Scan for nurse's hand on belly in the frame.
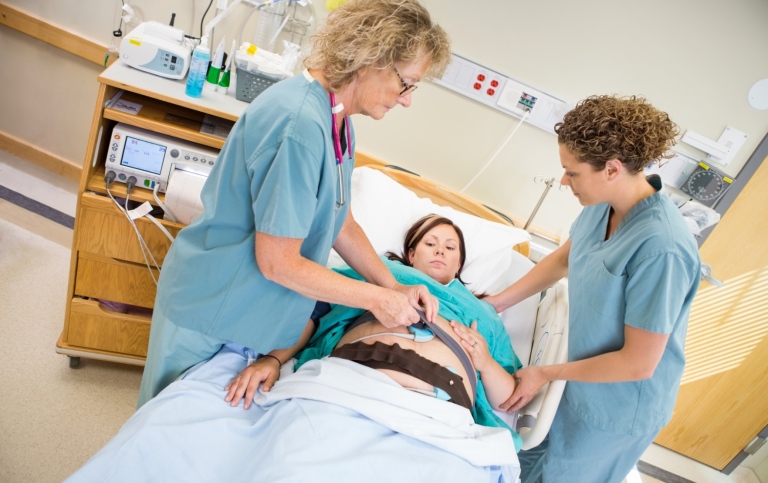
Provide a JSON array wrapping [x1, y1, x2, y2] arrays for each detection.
[[391, 282, 439, 324], [368, 283, 438, 329]]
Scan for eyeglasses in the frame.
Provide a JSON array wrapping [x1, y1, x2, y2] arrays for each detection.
[[393, 66, 418, 96]]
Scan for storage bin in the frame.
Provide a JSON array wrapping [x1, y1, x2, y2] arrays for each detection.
[[235, 67, 283, 103]]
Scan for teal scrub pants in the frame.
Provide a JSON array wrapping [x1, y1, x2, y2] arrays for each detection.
[[137, 311, 228, 409], [520, 397, 659, 483]]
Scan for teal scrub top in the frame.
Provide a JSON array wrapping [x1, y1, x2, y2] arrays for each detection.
[[565, 190, 700, 435], [154, 72, 354, 354]]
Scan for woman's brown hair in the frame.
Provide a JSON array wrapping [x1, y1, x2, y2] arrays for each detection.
[[386, 214, 468, 284]]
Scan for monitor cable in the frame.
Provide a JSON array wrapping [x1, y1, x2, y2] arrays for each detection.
[[105, 172, 162, 285]]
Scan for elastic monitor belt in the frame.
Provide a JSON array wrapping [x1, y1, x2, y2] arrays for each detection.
[[331, 340, 473, 410], [345, 309, 477, 400]]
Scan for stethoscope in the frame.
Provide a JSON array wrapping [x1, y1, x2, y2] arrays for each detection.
[[329, 92, 351, 209]]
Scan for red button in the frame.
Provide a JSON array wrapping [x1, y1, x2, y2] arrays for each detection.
[[474, 83, 482, 90], [490, 80, 499, 87], [487, 88, 495, 96], [477, 74, 485, 81]]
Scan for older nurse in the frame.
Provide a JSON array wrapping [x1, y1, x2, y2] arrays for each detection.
[[484, 95, 701, 482], [137, 0, 451, 407]]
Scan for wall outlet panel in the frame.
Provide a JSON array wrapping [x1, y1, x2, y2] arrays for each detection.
[[432, 53, 571, 134], [707, 126, 748, 166]]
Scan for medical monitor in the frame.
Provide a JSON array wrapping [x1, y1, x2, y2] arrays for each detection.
[[106, 123, 219, 193]]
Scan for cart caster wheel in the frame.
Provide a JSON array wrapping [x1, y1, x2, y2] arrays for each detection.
[[69, 356, 81, 368]]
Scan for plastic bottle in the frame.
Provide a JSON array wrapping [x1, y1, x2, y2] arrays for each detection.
[[185, 36, 210, 98], [253, 1, 286, 52]]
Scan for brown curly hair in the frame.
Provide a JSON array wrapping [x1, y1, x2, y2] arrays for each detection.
[[554, 95, 680, 173], [304, 0, 451, 92]]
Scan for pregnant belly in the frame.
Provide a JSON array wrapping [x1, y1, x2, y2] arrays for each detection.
[[336, 314, 475, 406]]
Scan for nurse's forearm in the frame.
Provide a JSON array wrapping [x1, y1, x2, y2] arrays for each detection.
[[541, 324, 669, 383], [490, 240, 570, 312], [540, 354, 649, 384], [255, 231, 397, 312], [333, 214, 397, 288]]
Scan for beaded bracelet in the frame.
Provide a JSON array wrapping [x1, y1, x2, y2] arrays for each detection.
[[258, 353, 282, 366]]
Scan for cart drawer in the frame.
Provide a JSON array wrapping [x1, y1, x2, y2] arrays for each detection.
[[75, 192, 182, 266], [74, 252, 159, 308], [67, 298, 150, 357]]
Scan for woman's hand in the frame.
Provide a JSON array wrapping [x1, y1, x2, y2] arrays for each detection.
[[451, 321, 493, 371], [224, 355, 281, 410], [498, 365, 549, 413], [393, 282, 439, 323]]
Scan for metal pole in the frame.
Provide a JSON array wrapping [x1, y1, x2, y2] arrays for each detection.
[[524, 177, 555, 230]]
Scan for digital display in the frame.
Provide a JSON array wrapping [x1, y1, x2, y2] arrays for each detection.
[[121, 136, 166, 175]]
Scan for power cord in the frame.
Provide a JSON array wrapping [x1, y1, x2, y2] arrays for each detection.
[[460, 109, 530, 193]]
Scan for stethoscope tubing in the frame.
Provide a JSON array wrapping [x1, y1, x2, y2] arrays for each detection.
[[329, 92, 351, 209]]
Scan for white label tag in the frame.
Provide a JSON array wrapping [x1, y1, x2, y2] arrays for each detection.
[[128, 201, 154, 221]]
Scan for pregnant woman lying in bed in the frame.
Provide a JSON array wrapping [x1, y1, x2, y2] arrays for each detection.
[[226, 214, 524, 450]]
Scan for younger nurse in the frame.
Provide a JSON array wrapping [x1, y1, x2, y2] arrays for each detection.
[[137, 0, 451, 407], [485, 95, 701, 482]]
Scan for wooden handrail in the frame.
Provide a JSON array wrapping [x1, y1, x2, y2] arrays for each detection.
[[0, 2, 108, 66]]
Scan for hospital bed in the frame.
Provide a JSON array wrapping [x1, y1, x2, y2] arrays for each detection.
[[65, 164, 569, 483]]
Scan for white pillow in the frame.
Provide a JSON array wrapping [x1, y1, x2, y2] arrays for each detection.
[[327, 167, 531, 296]]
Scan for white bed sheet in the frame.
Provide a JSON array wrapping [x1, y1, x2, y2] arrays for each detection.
[[66, 344, 521, 483]]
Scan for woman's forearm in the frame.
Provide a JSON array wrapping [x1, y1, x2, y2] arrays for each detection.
[[477, 362, 518, 410], [268, 319, 317, 363]]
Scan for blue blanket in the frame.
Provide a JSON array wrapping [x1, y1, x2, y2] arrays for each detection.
[[66, 345, 520, 483], [297, 258, 523, 451]]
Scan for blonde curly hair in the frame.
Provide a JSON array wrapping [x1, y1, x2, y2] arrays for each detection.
[[304, 0, 451, 91], [555, 95, 680, 173]]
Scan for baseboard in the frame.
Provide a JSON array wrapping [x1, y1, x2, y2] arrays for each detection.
[[0, 131, 81, 183]]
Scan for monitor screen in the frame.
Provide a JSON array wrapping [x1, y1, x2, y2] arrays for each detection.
[[121, 136, 166, 175]]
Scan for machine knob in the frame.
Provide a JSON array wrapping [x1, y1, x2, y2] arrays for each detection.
[[170, 149, 180, 158]]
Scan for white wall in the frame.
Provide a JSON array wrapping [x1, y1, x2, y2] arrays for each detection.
[[1, 0, 767, 238]]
